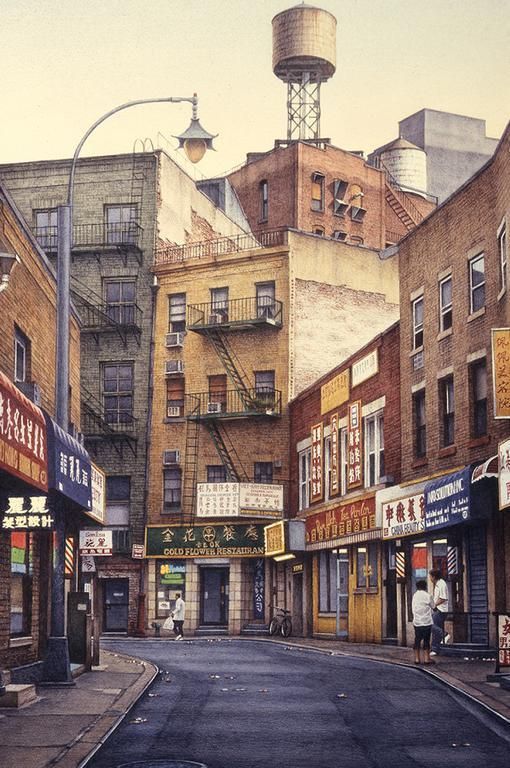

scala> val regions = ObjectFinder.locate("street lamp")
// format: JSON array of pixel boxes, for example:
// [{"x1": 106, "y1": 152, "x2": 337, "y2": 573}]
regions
[{"x1": 44, "y1": 94, "x2": 215, "y2": 683}]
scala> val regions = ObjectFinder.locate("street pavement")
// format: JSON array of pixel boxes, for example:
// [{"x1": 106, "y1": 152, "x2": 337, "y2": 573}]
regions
[{"x1": 0, "y1": 635, "x2": 509, "y2": 768}]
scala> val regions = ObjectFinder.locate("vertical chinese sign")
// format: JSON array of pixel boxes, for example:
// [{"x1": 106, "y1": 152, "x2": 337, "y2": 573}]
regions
[
  {"x1": 499, "y1": 437, "x2": 510, "y2": 510},
  {"x1": 330, "y1": 412, "x2": 339, "y2": 497},
  {"x1": 497, "y1": 614, "x2": 510, "y2": 671},
  {"x1": 347, "y1": 400, "x2": 362, "y2": 490},
  {"x1": 492, "y1": 329, "x2": 510, "y2": 418},
  {"x1": 311, "y1": 422, "x2": 323, "y2": 502}
]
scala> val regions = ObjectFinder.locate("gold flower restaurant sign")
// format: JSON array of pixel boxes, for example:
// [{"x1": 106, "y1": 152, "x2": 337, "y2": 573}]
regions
[
  {"x1": 145, "y1": 523, "x2": 265, "y2": 558},
  {"x1": 305, "y1": 496, "x2": 376, "y2": 548}
]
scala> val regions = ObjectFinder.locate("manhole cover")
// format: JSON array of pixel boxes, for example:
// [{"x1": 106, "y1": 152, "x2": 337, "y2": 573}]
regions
[{"x1": 117, "y1": 762, "x2": 208, "y2": 768}]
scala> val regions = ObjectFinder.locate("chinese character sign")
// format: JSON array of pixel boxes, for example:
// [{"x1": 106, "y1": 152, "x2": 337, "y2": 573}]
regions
[
  {"x1": 264, "y1": 521, "x2": 285, "y2": 556},
  {"x1": 492, "y1": 329, "x2": 510, "y2": 418},
  {"x1": 2, "y1": 495, "x2": 54, "y2": 530},
  {"x1": 347, "y1": 400, "x2": 363, "y2": 490},
  {"x1": 499, "y1": 438, "x2": 510, "y2": 510},
  {"x1": 305, "y1": 496, "x2": 377, "y2": 547},
  {"x1": 498, "y1": 614, "x2": 510, "y2": 668},
  {"x1": 330, "y1": 413, "x2": 339, "y2": 497},
  {"x1": 321, "y1": 370, "x2": 349, "y2": 414},
  {"x1": 382, "y1": 493, "x2": 425, "y2": 539},
  {"x1": 79, "y1": 529, "x2": 113, "y2": 556},
  {"x1": 196, "y1": 483, "x2": 240, "y2": 517},
  {"x1": 311, "y1": 422, "x2": 323, "y2": 502},
  {"x1": 145, "y1": 523, "x2": 265, "y2": 558}
]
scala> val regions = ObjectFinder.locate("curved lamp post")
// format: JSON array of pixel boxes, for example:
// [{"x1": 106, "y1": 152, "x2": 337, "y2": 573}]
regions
[{"x1": 45, "y1": 95, "x2": 215, "y2": 683}]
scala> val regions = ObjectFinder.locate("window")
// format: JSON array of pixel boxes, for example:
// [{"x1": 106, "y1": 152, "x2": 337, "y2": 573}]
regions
[
  {"x1": 439, "y1": 276, "x2": 452, "y2": 332},
  {"x1": 163, "y1": 467, "x2": 182, "y2": 511},
  {"x1": 166, "y1": 377, "x2": 185, "y2": 418},
  {"x1": 412, "y1": 296, "x2": 424, "y2": 349},
  {"x1": 35, "y1": 208, "x2": 57, "y2": 248},
  {"x1": 356, "y1": 543, "x2": 378, "y2": 589},
  {"x1": 169, "y1": 293, "x2": 186, "y2": 333},
  {"x1": 299, "y1": 449, "x2": 311, "y2": 511},
  {"x1": 499, "y1": 222, "x2": 507, "y2": 293},
  {"x1": 105, "y1": 476, "x2": 131, "y2": 526},
  {"x1": 324, "y1": 436, "x2": 331, "y2": 501},
  {"x1": 10, "y1": 532, "x2": 33, "y2": 636},
  {"x1": 211, "y1": 286, "x2": 229, "y2": 321},
  {"x1": 332, "y1": 230, "x2": 348, "y2": 241},
  {"x1": 311, "y1": 172, "x2": 325, "y2": 212},
  {"x1": 364, "y1": 412, "x2": 384, "y2": 486},
  {"x1": 256, "y1": 282, "x2": 276, "y2": 319},
  {"x1": 111, "y1": 529, "x2": 131, "y2": 554},
  {"x1": 260, "y1": 180, "x2": 268, "y2": 221},
  {"x1": 207, "y1": 465, "x2": 227, "y2": 483},
  {"x1": 103, "y1": 363, "x2": 133, "y2": 425},
  {"x1": 254, "y1": 462, "x2": 273, "y2": 484},
  {"x1": 255, "y1": 370, "x2": 275, "y2": 409},
  {"x1": 413, "y1": 390, "x2": 426, "y2": 458},
  {"x1": 469, "y1": 253, "x2": 485, "y2": 313},
  {"x1": 333, "y1": 179, "x2": 348, "y2": 216},
  {"x1": 208, "y1": 374, "x2": 227, "y2": 411},
  {"x1": 340, "y1": 428, "x2": 348, "y2": 495},
  {"x1": 105, "y1": 279, "x2": 136, "y2": 325},
  {"x1": 14, "y1": 327, "x2": 29, "y2": 383},
  {"x1": 350, "y1": 184, "x2": 366, "y2": 222},
  {"x1": 157, "y1": 561, "x2": 186, "y2": 619},
  {"x1": 318, "y1": 550, "x2": 337, "y2": 612},
  {"x1": 439, "y1": 376, "x2": 455, "y2": 447},
  {"x1": 105, "y1": 204, "x2": 137, "y2": 244},
  {"x1": 313, "y1": 227, "x2": 325, "y2": 236},
  {"x1": 411, "y1": 541, "x2": 428, "y2": 593},
  {"x1": 471, "y1": 360, "x2": 487, "y2": 437}
]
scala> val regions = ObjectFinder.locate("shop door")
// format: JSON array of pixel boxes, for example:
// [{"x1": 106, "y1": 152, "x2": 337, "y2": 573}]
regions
[
  {"x1": 292, "y1": 572, "x2": 303, "y2": 636},
  {"x1": 467, "y1": 526, "x2": 489, "y2": 644},
  {"x1": 385, "y1": 542, "x2": 398, "y2": 640},
  {"x1": 201, "y1": 568, "x2": 229, "y2": 625},
  {"x1": 336, "y1": 550, "x2": 349, "y2": 638},
  {"x1": 103, "y1": 578, "x2": 129, "y2": 633}
]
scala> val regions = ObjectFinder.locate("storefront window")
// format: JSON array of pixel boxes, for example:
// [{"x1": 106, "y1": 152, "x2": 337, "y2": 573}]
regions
[
  {"x1": 10, "y1": 532, "x2": 33, "y2": 636},
  {"x1": 157, "y1": 560, "x2": 186, "y2": 619},
  {"x1": 356, "y1": 543, "x2": 378, "y2": 590},
  {"x1": 411, "y1": 541, "x2": 428, "y2": 594},
  {"x1": 432, "y1": 538, "x2": 448, "y2": 578},
  {"x1": 318, "y1": 551, "x2": 336, "y2": 612}
]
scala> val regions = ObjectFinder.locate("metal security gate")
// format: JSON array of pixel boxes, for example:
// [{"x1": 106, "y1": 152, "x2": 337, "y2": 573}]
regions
[{"x1": 467, "y1": 525, "x2": 489, "y2": 644}]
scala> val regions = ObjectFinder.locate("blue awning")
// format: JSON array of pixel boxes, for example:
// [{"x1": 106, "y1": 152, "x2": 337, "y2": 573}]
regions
[
  {"x1": 43, "y1": 411, "x2": 92, "y2": 510},
  {"x1": 425, "y1": 463, "x2": 495, "y2": 531}
]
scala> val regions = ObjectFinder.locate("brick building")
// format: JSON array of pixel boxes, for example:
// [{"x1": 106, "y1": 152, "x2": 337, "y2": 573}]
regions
[
  {"x1": 0, "y1": 151, "x2": 245, "y2": 638},
  {"x1": 288, "y1": 323, "x2": 401, "y2": 643},
  {"x1": 0, "y1": 181, "x2": 94, "y2": 685},
  {"x1": 381, "y1": 121, "x2": 510, "y2": 650}
]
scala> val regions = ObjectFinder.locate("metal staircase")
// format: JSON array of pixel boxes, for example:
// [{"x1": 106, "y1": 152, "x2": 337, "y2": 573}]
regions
[
  {"x1": 205, "y1": 421, "x2": 249, "y2": 482},
  {"x1": 70, "y1": 277, "x2": 141, "y2": 346},
  {"x1": 204, "y1": 328, "x2": 255, "y2": 408},
  {"x1": 381, "y1": 162, "x2": 425, "y2": 231},
  {"x1": 81, "y1": 386, "x2": 137, "y2": 457},
  {"x1": 182, "y1": 400, "x2": 201, "y2": 521}
]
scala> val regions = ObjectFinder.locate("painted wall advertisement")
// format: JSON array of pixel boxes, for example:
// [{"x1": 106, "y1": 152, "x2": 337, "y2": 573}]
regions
[
  {"x1": 145, "y1": 523, "x2": 265, "y2": 558},
  {"x1": 347, "y1": 400, "x2": 363, "y2": 490},
  {"x1": 311, "y1": 422, "x2": 323, "y2": 502},
  {"x1": 321, "y1": 369, "x2": 349, "y2": 414},
  {"x1": 382, "y1": 493, "x2": 425, "y2": 539}
]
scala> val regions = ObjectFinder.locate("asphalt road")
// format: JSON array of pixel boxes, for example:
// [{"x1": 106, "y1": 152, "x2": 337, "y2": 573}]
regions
[{"x1": 87, "y1": 638, "x2": 510, "y2": 768}]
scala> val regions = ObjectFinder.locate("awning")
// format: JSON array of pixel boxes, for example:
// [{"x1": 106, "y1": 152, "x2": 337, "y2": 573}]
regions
[
  {"x1": 472, "y1": 456, "x2": 498, "y2": 483},
  {"x1": 425, "y1": 464, "x2": 496, "y2": 531},
  {"x1": 43, "y1": 411, "x2": 92, "y2": 510},
  {"x1": 0, "y1": 371, "x2": 48, "y2": 490}
]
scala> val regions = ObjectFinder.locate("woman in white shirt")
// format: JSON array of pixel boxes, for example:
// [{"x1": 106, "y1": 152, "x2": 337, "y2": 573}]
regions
[{"x1": 411, "y1": 579, "x2": 435, "y2": 665}]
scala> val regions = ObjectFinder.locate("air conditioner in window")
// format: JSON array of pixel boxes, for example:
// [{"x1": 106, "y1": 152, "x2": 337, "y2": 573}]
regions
[
  {"x1": 16, "y1": 380, "x2": 42, "y2": 406},
  {"x1": 163, "y1": 449, "x2": 180, "y2": 465},
  {"x1": 165, "y1": 360, "x2": 184, "y2": 375},
  {"x1": 166, "y1": 332, "x2": 184, "y2": 348},
  {"x1": 207, "y1": 401, "x2": 222, "y2": 414},
  {"x1": 167, "y1": 406, "x2": 181, "y2": 418},
  {"x1": 208, "y1": 313, "x2": 224, "y2": 325}
]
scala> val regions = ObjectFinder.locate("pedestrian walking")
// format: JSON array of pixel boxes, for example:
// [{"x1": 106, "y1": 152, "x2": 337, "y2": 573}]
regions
[
  {"x1": 172, "y1": 592, "x2": 185, "y2": 640},
  {"x1": 429, "y1": 569, "x2": 449, "y2": 655},
  {"x1": 411, "y1": 579, "x2": 435, "y2": 665}
]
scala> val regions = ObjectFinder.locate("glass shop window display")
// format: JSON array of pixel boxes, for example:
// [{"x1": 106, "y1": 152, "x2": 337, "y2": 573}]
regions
[{"x1": 157, "y1": 560, "x2": 186, "y2": 618}]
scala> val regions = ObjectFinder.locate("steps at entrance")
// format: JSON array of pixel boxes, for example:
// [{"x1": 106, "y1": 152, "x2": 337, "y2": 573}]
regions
[
  {"x1": 241, "y1": 623, "x2": 269, "y2": 637},
  {"x1": 194, "y1": 625, "x2": 229, "y2": 637},
  {"x1": 0, "y1": 683, "x2": 38, "y2": 708},
  {"x1": 439, "y1": 644, "x2": 496, "y2": 659}
]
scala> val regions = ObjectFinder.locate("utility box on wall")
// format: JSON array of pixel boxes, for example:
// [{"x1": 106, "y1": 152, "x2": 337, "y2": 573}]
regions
[{"x1": 67, "y1": 591, "x2": 91, "y2": 666}]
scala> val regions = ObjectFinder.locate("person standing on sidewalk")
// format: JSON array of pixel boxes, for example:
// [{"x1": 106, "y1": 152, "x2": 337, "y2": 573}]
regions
[
  {"x1": 172, "y1": 592, "x2": 185, "y2": 640},
  {"x1": 429, "y1": 569, "x2": 449, "y2": 655},
  {"x1": 412, "y1": 579, "x2": 435, "y2": 665}
]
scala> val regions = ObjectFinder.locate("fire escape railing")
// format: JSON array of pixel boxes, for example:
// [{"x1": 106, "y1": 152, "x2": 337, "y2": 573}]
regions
[{"x1": 155, "y1": 228, "x2": 288, "y2": 265}]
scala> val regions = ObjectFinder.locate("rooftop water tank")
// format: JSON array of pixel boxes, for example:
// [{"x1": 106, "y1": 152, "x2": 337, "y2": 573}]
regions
[
  {"x1": 379, "y1": 138, "x2": 427, "y2": 198},
  {"x1": 272, "y1": 4, "x2": 337, "y2": 83}
]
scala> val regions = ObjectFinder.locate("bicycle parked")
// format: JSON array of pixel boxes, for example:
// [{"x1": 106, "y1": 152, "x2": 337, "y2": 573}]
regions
[{"x1": 268, "y1": 606, "x2": 292, "y2": 638}]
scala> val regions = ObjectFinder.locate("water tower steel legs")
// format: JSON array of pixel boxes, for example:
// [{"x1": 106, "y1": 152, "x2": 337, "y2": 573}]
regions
[{"x1": 287, "y1": 74, "x2": 321, "y2": 141}]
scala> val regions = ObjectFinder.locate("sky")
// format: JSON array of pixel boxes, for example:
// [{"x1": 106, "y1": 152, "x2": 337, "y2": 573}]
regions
[{"x1": 1, "y1": 0, "x2": 509, "y2": 180}]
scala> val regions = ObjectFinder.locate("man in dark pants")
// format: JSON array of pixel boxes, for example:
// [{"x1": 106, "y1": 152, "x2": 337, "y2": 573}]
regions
[{"x1": 429, "y1": 569, "x2": 449, "y2": 655}]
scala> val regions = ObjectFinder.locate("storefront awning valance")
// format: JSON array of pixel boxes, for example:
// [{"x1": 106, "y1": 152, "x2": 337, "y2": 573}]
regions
[
  {"x1": 424, "y1": 464, "x2": 495, "y2": 531},
  {"x1": 43, "y1": 411, "x2": 92, "y2": 510}
]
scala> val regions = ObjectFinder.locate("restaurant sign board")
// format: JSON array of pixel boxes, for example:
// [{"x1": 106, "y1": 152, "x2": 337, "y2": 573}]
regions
[
  {"x1": 305, "y1": 496, "x2": 376, "y2": 547},
  {"x1": 145, "y1": 523, "x2": 265, "y2": 558}
]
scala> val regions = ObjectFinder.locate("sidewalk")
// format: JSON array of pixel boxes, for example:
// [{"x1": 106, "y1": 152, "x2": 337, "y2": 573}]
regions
[{"x1": 0, "y1": 636, "x2": 508, "y2": 768}]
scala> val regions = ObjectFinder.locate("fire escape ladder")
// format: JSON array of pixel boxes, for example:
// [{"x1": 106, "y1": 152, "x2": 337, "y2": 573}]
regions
[
  {"x1": 80, "y1": 386, "x2": 137, "y2": 457},
  {"x1": 70, "y1": 277, "x2": 128, "y2": 346},
  {"x1": 205, "y1": 328, "x2": 255, "y2": 408},
  {"x1": 205, "y1": 421, "x2": 249, "y2": 483},
  {"x1": 129, "y1": 147, "x2": 149, "y2": 266},
  {"x1": 381, "y1": 161, "x2": 424, "y2": 232},
  {"x1": 182, "y1": 400, "x2": 201, "y2": 522}
]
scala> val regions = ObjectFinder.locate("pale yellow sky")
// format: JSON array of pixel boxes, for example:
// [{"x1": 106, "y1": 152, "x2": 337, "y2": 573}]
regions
[{"x1": 1, "y1": 0, "x2": 509, "y2": 179}]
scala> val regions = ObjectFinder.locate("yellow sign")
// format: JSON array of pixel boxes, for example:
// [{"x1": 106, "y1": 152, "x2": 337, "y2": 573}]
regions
[
  {"x1": 321, "y1": 370, "x2": 349, "y2": 414},
  {"x1": 264, "y1": 521, "x2": 286, "y2": 556},
  {"x1": 492, "y1": 329, "x2": 510, "y2": 418}
]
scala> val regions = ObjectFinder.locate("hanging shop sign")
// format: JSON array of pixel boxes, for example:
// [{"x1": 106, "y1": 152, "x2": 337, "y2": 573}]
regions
[
  {"x1": 81, "y1": 556, "x2": 96, "y2": 574},
  {"x1": 347, "y1": 400, "x2": 363, "y2": 490},
  {"x1": 264, "y1": 519, "x2": 305, "y2": 558},
  {"x1": 492, "y1": 329, "x2": 510, "y2": 418},
  {"x1": 86, "y1": 462, "x2": 106, "y2": 524},
  {"x1": 305, "y1": 495, "x2": 377, "y2": 549},
  {"x1": 499, "y1": 438, "x2": 510, "y2": 510},
  {"x1": 330, "y1": 412, "x2": 339, "y2": 497},
  {"x1": 145, "y1": 523, "x2": 265, "y2": 558},
  {"x1": 79, "y1": 529, "x2": 113, "y2": 556},
  {"x1": 321, "y1": 369, "x2": 349, "y2": 415},
  {"x1": 132, "y1": 544, "x2": 145, "y2": 559},
  {"x1": 2, "y1": 495, "x2": 53, "y2": 530},
  {"x1": 311, "y1": 422, "x2": 323, "y2": 502},
  {"x1": 351, "y1": 349, "x2": 378, "y2": 388},
  {"x1": 382, "y1": 492, "x2": 425, "y2": 539},
  {"x1": 497, "y1": 614, "x2": 510, "y2": 670},
  {"x1": 0, "y1": 371, "x2": 47, "y2": 491},
  {"x1": 43, "y1": 411, "x2": 92, "y2": 509},
  {"x1": 197, "y1": 482, "x2": 283, "y2": 519},
  {"x1": 264, "y1": 520, "x2": 285, "y2": 556},
  {"x1": 253, "y1": 558, "x2": 265, "y2": 619}
]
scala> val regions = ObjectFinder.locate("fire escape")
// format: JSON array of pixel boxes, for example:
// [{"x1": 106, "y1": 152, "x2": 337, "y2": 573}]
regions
[
  {"x1": 81, "y1": 386, "x2": 138, "y2": 458},
  {"x1": 380, "y1": 162, "x2": 431, "y2": 239},
  {"x1": 180, "y1": 295, "x2": 283, "y2": 518},
  {"x1": 70, "y1": 276, "x2": 143, "y2": 347}
]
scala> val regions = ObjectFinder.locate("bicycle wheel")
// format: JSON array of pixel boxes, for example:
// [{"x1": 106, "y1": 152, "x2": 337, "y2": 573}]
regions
[
  {"x1": 281, "y1": 617, "x2": 292, "y2": 638},
  {"x1": 268, "y1": 617, "x2": 280, "y2": 636}
]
